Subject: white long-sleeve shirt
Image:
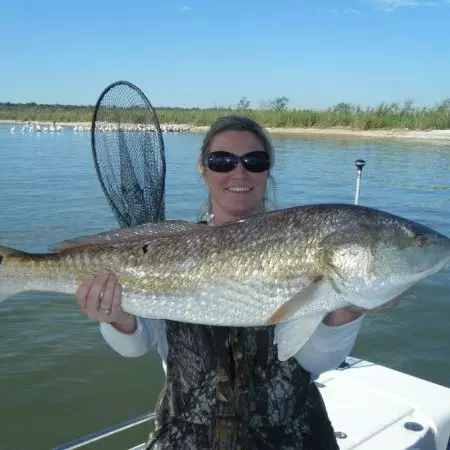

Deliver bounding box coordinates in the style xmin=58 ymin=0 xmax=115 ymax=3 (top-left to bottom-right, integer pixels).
xmin=100 ymin=314 xmax=364 ymax=376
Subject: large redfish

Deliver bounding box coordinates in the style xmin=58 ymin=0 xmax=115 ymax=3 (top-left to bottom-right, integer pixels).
xmin=1 ymin=204 xmax=449 ymax=360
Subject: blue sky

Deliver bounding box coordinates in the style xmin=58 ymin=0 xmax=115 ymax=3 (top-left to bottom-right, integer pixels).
xmin=1 ymin=0 xmax=449 ymax=109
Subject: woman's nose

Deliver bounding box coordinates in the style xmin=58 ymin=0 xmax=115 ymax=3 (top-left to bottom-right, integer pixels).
xmin=232 ymin=159 xmax=249 ymax=175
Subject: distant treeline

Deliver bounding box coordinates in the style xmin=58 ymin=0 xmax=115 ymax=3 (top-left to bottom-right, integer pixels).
xmin=1 ymin=99 xmax=450 ymax=130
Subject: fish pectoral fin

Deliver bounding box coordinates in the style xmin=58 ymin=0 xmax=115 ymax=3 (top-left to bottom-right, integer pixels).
xmin=49 ymin=220 xmax=207 ymax=251
xmin=266 ymin=275 xmax=324 ymax=325
xmin=274 ymin=314 xmax=325 ymax=361
xmin=268 ymin=275 xmax=335 ymax=361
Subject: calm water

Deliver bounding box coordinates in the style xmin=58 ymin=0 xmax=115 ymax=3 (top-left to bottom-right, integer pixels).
xmin=0 ymin=125 xmax=449 ymax=450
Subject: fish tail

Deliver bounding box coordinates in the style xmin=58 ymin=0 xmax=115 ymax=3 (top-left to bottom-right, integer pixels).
xmin=0 ymin=245 xmax=30 ymax=302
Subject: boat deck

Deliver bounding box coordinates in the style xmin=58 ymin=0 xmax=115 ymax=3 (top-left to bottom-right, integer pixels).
xmin=317 ymin=357 xmax=450 ymax=449
xmin=54 ymin=357 xmax=450 ymax=450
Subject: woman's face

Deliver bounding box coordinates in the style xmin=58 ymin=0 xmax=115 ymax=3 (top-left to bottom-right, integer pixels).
xmin=202 ymin=130 xmax=269 ymax=225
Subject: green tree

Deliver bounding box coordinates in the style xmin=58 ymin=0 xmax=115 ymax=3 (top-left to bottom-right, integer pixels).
xmin=237 ymin=96 xmax=251 ymax=109
xmin=333 ymin=102 xmax=353 ymax=113
xmin=271 ymin=96 xmax=289 ymax=111
xmin=402 ymin=99 xmax=415 ymax=112
xmin=437 ymin=98 xmax=450 ymax=111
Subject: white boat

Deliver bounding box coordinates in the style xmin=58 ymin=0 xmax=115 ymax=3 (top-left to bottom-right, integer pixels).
xmin=316 ymin=357 xmax=450 ymax=450
xmin=54 ymin=356 xmax=450 ymax=450
xmin=52 ymin=160 xmax=449 ymax=449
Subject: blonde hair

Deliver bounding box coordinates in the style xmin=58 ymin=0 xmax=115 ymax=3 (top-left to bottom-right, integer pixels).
xmin=198 ymin=115 xmax=277 ymax=221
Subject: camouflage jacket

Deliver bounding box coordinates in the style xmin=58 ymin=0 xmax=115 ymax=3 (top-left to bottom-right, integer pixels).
xmin=145 ymin=320 xmax=339 ymax=450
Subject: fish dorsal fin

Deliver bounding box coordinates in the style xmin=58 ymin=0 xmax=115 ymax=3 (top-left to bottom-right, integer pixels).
xmin=49 ymin=220 xmax=207 ymax=252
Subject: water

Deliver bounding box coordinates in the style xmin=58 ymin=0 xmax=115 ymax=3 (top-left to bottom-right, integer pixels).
xmin=0 ymin=125 xmax=449 ymax=450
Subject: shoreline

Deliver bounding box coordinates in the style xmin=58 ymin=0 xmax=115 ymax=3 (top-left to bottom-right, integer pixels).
xmin=2 ymin=119 xmax=450 ymax=142
xmin=266 ymin=127 xmax=450 ymax=142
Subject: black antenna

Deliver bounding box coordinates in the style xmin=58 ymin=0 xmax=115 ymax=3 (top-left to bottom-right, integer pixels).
xmin=354 ymin=159 xmax=366 ymax=205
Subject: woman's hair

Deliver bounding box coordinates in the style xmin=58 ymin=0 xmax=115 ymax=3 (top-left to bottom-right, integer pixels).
xmin=198 ymin=115 xmax=277 ymax=221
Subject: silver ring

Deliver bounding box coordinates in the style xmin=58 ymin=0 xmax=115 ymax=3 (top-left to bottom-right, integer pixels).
xmin=100 ymin=306 xmax=111 ymax=316
xmin=97 ymin=289 xmax=111 ymax=315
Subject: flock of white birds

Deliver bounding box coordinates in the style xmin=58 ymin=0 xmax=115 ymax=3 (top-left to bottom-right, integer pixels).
xmin=9 ymin=122 xmax=193 ymax=134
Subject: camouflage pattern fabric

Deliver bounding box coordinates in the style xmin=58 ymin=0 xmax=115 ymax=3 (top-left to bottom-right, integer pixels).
xmin=146 ymin=321 xmax=339 ymax=450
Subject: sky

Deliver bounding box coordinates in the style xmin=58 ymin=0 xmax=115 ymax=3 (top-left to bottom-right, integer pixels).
xmin=1 ymin=0 xmax=449 ymax=109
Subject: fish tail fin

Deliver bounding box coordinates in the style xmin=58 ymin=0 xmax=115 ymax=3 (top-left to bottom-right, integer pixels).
xmin=0 ymin=246 xmax=28 ymax=302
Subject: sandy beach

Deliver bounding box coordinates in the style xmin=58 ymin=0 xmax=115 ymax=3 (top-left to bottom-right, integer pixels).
xmin=265 ymin=127 xmax=450 ymax=142
xmin=193 ymin=125 xmax=450 ymax=142
xmin=2 ymin=120 xmax=450 ymax=142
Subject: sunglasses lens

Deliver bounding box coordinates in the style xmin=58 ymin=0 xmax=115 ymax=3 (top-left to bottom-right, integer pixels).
xmin=242 ymin=151 xmax=270 ymax=172
xmin=206 ymin=151 xmax=270 ymax=173
xmin=206 ymin=152 xmax=238 ymax=172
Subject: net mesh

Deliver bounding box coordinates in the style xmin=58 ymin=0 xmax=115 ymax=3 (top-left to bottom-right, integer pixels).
xmin=91 ymin=81 xmax=166 ymax=228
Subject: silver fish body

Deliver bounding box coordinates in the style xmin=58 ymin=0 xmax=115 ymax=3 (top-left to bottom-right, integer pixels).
xmin=1 ymin=204 xmax=449 ymax=360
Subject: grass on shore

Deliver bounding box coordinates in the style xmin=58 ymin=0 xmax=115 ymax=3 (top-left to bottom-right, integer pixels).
xmin=1 ymin=100 xmax=450 ymax=130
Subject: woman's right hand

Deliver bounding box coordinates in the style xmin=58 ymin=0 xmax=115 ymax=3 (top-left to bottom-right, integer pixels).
xmin=75 ymin=270 xmax=137 ymax=334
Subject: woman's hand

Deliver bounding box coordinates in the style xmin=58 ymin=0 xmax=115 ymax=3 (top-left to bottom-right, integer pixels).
xmin=323 ymin=297 xmax=401 ymax=326
xmin=75 ymin=269 xmax=137 ymax=334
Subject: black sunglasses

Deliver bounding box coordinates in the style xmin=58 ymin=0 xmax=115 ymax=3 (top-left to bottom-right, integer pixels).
xmin=205 ymin=151 xmax=270 ymax=173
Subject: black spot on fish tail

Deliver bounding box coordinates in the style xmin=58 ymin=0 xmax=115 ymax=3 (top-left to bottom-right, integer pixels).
xmin=0 ymin=254 xmax=3 ymax=265
xmin=142 ymin=244 xmax=149 ymax=254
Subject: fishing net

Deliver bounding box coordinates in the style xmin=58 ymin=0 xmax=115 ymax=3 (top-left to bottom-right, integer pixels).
xmin=91 ymin=81 xmax=166 ymax=228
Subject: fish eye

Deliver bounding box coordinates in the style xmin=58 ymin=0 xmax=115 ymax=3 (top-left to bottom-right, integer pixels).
xmin=414 ymin=233 xmax=428 ymax=247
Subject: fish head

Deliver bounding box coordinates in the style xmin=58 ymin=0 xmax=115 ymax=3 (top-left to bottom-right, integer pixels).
xmin=322 ymin=209 xmax=450 ymax=309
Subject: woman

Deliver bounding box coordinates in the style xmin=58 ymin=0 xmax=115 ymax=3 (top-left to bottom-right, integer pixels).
xmin=76 ymin=116 xmax=398 ymax=449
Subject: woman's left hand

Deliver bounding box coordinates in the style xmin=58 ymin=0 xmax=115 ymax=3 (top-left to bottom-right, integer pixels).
xmin=323 ymin=297 xmax=400 ymax=326
xmin=347 ymin=297 xmax=401 ymax=314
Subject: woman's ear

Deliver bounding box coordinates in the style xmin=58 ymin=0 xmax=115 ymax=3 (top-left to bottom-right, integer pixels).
xmin=199 ymin=163 xmax=207 ymax=184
